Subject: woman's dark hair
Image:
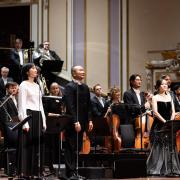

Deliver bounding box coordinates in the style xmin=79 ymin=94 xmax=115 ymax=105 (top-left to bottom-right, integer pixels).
xmin=129 ymin=74 xmax=141 ymax=87
xmin=154 ymin=79 xmax=165 ymax=91
xmin=21 ymin=63 xmax=35 ymax=81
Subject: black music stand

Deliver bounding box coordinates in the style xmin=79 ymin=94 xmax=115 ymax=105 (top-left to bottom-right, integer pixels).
xmin=91 ymin=117 xmax=111 ymax=153
xmin=158 ymin=120 xmax=180 ymax=177
xmin=41 ymin=60 xmax=63 ymax=87
xmin=10 ymin=115 xmax=32 ymax=132
xmin=42 ymin=60 xmax=63 ymax=72
xmin=111 ymin=103 xmax=135 ymax=149
xmin=8 ymin=116 xmax=31 ymax=180
xmin=45 ymin=115 xmax=69 ymax=180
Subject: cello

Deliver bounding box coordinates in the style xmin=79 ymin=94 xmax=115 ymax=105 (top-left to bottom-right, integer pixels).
xmin=175 ymin=113 xmax=180 ymax=152
xmin=80 ymin=132 xmax=91 ymax=154
xmin=135 ymin=111 xmax=154 ymax=149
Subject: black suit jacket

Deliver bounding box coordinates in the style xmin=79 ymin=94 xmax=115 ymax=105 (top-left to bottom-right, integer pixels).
xmin=0 ymin=77 xmax=13 ymax=99
xmin=123 ymin=88 xmax=146 ymax=118
xmin=64 ymin=81 xmax=91 ymax=129
xmin=171 ymin=92 xmax=180 ymax=112
xmin=0 ymin=95 xmax=18 ymax=148
xmin=91 ymin=96 xmax=106 ymax=117
xmin=9 ymin=48 xmax=24 ymax=83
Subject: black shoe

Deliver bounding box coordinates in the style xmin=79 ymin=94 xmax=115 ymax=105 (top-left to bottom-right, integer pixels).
xmin=68 ymin=173 xmax=86 ymax=180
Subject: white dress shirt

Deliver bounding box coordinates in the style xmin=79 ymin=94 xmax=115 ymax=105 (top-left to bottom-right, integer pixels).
xmin=133 ymin=88 xmax=141 ymax=105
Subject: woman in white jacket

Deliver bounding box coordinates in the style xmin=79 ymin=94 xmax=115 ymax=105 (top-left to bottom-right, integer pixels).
xmin=17 ymin=63 xmax=46 ymax=178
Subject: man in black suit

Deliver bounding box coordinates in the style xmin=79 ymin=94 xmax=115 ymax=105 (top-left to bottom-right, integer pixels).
xmin=9 ymin=38 xmax=27 ymax=83
xmin=0 ymin=82 xmax=19 ymax=148
xmin=0 ymin=67 xmax=13 ymax=100
xmin=64 ymin=65 xmax=93 ymax=180
xmin=123 ymin=74 xmax=150 ymax=125
xmin=173 ymin=84 xmax=180 ymax=113
xmin=0 ymin=82 xmax=19 ymax=175
xmin=91 ymin=84 xmax=106 ymax=118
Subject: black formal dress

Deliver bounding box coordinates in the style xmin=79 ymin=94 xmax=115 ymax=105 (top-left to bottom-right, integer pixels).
xmin=64 ymin=81 xmax=91 ymax=177
xmin=147 ymin=101 xmax=180 ymax=176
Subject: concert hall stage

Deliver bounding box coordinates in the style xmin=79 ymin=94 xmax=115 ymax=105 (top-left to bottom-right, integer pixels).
xmin=78 ymin=151 xmax=148 ymax=179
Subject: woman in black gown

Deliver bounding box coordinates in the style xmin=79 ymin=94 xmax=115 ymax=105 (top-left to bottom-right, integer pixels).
xmin=147 ymin=79 xmax=180 ymax=176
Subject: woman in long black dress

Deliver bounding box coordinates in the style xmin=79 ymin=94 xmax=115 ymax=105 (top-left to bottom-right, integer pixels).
xmin=147 ymin=79 xmax=180 ymax=176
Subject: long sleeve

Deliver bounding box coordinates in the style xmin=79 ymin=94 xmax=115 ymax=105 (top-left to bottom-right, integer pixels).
xmin=18 ymin=82 xmax=29 ymax=129
xmin=18 ymin=81 xmax=46 ymax=129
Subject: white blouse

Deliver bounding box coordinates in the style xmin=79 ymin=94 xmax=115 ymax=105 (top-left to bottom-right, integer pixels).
xmin=18 ymin=81 xmax=46 ymax=129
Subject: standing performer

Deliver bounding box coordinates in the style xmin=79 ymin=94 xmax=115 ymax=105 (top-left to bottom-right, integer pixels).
xmin=17 ymin=63 xmax=46 ymax=178
xmin=64 ymin=65 xmax=93 ymax=179
xmin=10 ymin=38 xmax=28 ymax=83
xmin=91 ymin=84 xmax=106 ymax=118
xmin=147 ymin=79 xmax=180 ymax=176
xmin=123 ymin=74 xmax=150 ymax=128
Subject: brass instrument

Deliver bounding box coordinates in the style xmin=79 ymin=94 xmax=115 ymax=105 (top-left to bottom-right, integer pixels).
xmin=39 ymin=49 xmax=55 ymax=66
xmin=41 ymin=74 xmax=49 ymax=95
xmin=23 ymin=49 xmax=29 ymax=64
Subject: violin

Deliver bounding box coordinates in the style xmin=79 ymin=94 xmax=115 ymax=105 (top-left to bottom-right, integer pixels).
xmin=80 ymin=132 xmax=91 ymax=154
xmin=135 ymin=111 xmax=154 ymax=149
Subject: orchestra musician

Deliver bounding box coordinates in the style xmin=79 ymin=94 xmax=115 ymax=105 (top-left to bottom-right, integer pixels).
xmin=33 ymin=41 xmax=63 ymax=88
xmin=9 ymin=38 xmax=28 ymax=84
xmin=64 ymin=65 xmax=93 ymax=180
xmin=91 ymin=84 xmax=106 ymax=118
xmin=147 ymin=79 xmax=180 ymax=176
xmin=43 ymin=82 xmax=64 ymax=173
xmin=0 ymin=82 xmax=19 ymax=175
xmin=0 ymin=67 xmax=13 ymax=100
xmin=17 ymin=63 xmax=46 ymax=178
xmin=173 ymin=84 xmax=180 ymax=114
xmin=90 ymin=84 xmax=107 ymax=151
xmin=123 ymin=74 xmax=151 ymax=130
xmin=104 ymin=87 xmax=122 ymax=152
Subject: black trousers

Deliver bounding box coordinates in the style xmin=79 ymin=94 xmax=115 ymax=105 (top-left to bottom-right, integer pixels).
xmin=17 ymin=110 xmax=44 ymax=177
xmin=64 ymin=123 xmax=83 ymax=177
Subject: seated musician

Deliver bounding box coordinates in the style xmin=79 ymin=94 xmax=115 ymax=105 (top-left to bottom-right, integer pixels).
xmin=0 ymin=67 xmax=13 ymax=100
xmin=33 ymin=41 xmax=63 ymax=88
xmin=104 ymin=87 xmax=122 ymax=152
xmin=0 ymin=82 xmax=19 ymax=175
xmin=0 ymin=82 xmax=19 ymax=148
xmin=43 ymin=82 xmax=64 ymax=173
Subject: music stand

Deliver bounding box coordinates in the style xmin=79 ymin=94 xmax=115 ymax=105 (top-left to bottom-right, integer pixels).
xmin=10 ymin=115 xmax=32 ymax=131
xmin=8 ymin=116 xmax=31 ymax=180
xmin=42 ymin=60 xmax=63 ymax=72
xmin=91 ymin=117 xmax=111 ymax=153
xmin=158 ymin=120 xmax=180 ymax=176
xmin=45 ymin=115 xmax=70 ymax=179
